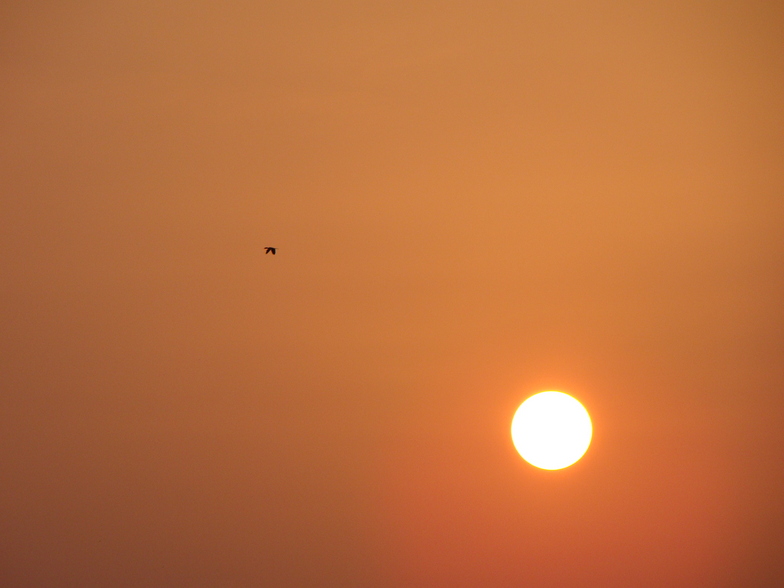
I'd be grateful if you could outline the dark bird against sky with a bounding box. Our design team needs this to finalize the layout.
[265,247,276,255]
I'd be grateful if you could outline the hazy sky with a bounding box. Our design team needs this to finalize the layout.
[2,2,784,586]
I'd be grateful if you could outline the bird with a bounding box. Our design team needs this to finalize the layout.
[264,247,276,255]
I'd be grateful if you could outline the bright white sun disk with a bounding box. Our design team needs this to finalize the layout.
[511,391,592,470]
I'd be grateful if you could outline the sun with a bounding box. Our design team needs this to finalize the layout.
[511,391,592,470]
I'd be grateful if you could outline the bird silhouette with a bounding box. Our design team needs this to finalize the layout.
[264,247,276,255]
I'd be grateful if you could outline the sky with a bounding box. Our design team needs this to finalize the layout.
[2,1,784,586]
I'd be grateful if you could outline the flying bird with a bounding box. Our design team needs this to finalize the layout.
[264,247,276,255]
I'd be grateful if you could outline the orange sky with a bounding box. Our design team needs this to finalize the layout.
[2,1,784,586]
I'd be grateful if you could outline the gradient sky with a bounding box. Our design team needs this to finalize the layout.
[2,2,784,586]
